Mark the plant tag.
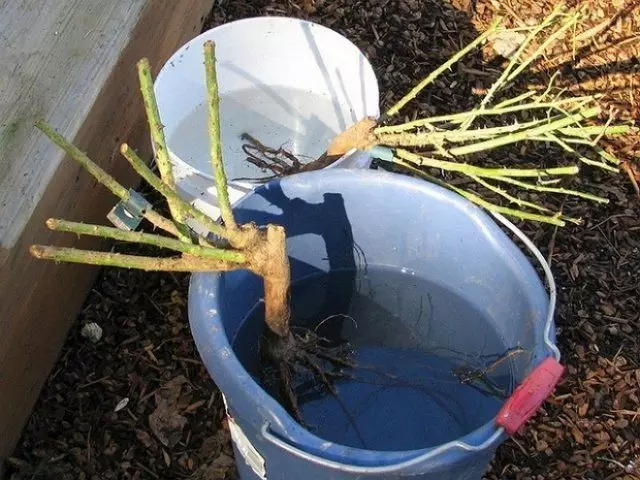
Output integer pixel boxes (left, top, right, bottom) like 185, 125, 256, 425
107, 201, 141, 231
222, 395, 267, 479
106, 189, 152, 231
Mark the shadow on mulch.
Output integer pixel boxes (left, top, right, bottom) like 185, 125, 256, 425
7, 1, 640, 479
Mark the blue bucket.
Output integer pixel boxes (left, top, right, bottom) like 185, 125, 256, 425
189, 168, 561, 479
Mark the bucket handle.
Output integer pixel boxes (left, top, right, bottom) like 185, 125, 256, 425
489, 212, 560, 362
260, 423, 504, 473
260, 212, 562, 471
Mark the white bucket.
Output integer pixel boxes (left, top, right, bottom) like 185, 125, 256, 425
154, 17, 380, 221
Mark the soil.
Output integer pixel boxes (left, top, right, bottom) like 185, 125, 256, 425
6, 1, 640, 479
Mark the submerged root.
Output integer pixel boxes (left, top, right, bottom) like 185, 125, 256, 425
260, 326, 526, 428
259, 328, 355, 424
239, 132, 348, 182
240, 133, 304, 181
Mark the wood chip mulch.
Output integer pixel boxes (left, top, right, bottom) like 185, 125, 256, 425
6, 1, 640, 479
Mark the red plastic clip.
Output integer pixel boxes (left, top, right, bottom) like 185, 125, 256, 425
496, 357, 565, 435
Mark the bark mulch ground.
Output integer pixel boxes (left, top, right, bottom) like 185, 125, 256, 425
6, 1, 640, 479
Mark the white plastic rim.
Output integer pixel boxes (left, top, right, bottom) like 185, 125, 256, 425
154, 17, 380, 221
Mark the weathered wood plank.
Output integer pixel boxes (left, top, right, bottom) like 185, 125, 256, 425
0, 0, 212, 468
1, 0, 145, 252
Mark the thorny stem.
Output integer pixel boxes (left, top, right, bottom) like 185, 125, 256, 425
377, 117, 556, 147
469, 96, 596, 123
491, 175, 609, 204
493, 90, 538, 109
592, 146, 623, 165
541, 133, 619, 172
395, 149, 579, 178
137, 58, 192, 243
505, 10, 581, 84
544, 136, 624, 165
375, 96, 595, 134
385, 17, 503, 117
459, 5, 567, 131
46, 219, 246, 263
204, 41, 238, 230
449, 106, 600, 156
120, 144, 253, 249
536, 70, 562, 102
590, 114, 614, 146
35, 121, 181, 238
560, 125, 631, 138
32, 45, 292, 348
469, 175, 555, 214
394, 159, 569, 226
29, 245, 246, 272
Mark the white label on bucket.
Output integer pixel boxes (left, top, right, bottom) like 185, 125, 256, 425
222, 394, 267, 479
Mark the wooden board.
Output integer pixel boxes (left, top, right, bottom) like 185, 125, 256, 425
0, 0, 212, 468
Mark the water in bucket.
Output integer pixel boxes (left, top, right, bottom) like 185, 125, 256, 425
232, 265, 525, 452
169, 86, 346, 184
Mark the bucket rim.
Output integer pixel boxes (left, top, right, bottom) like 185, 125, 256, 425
155, 14, 380, 92
188, 168, 560, 469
